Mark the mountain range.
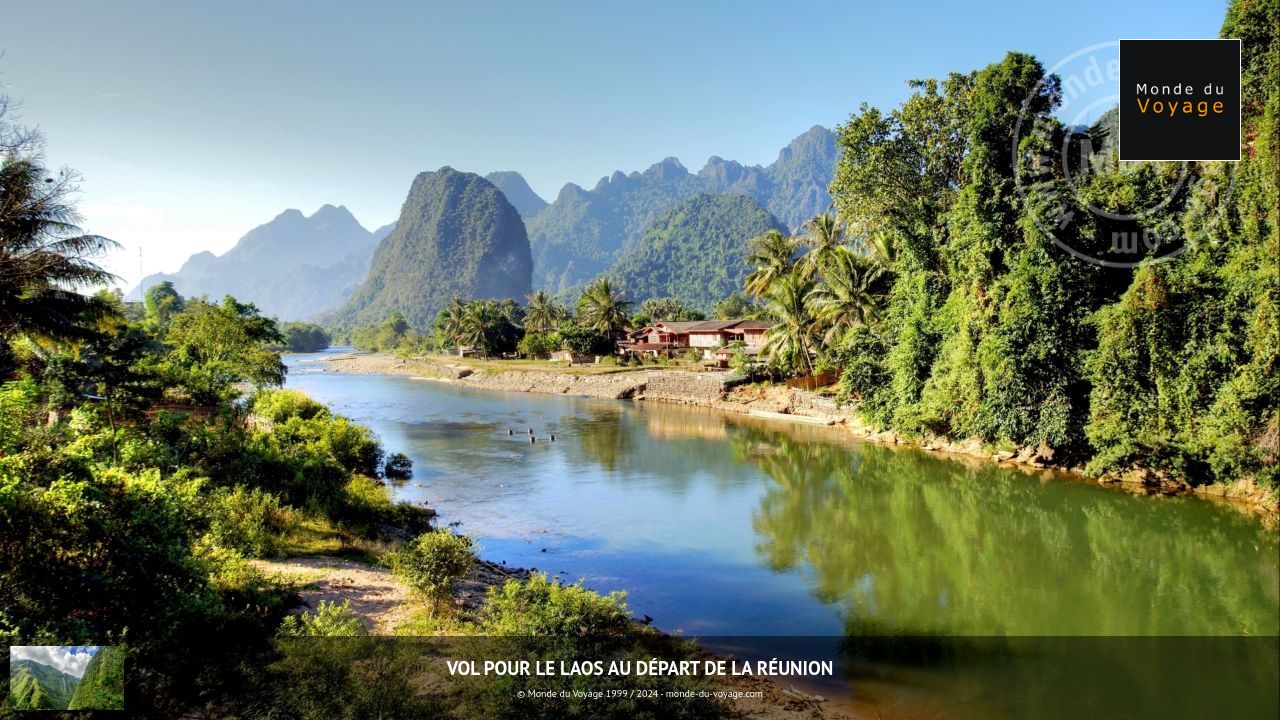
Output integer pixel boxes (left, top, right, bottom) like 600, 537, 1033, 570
128, 205, 392, 320
9, 648, 126, 711
330, 167, 532, 329
131, 125, 837, 322
9, 659, 80, 710
526, 125, 837, 295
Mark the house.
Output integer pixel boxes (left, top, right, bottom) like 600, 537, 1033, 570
621, 319, 772, 365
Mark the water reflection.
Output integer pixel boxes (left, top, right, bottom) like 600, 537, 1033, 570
741, 429, 1280, 637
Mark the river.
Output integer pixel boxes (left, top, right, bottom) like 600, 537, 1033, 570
285, 350, 1279, 719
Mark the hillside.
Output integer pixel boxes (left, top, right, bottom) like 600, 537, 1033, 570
67, 646, 125, 710
129, 206, 390, 320
526, 126, 836, 296
607, 194, 786, 310
485, 171, 549, 219
9, 659, 79, 710
332, 167, 532, 329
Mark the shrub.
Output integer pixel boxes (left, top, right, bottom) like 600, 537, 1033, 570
205, 486, 293, 557
251, 389, 330, 423
384, 452, 413, 479
480, 573, 631, 638
388, 530, 475, 613
278, 600, 368, 637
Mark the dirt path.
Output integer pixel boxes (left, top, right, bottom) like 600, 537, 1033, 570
251, 555, 416, 633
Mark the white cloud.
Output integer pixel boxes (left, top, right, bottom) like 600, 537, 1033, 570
10, 646, 99, 678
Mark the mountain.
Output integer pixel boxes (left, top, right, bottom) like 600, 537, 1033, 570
526, 126, 836, 296
332, 167, 532, 328
128, 205, 390, 320
9, 659, 79, 710
485, 171, 548, 219
67, 646, 125, 710
607, 194, 786, 310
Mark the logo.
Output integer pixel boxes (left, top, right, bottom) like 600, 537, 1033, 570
1013, 41, 1241, 268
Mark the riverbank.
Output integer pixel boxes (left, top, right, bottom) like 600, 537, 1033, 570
308, 350, 1278, 517
255, 551, 854, 719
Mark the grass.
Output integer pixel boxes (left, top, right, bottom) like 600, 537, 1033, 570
275, 515, 395, 565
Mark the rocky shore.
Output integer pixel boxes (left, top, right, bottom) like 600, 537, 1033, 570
311, 351, 1277, 515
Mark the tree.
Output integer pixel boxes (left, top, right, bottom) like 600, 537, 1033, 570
798, 213, 845, 279
143, 281, 185, 324
760, 274, 818, 376
631, 296, 705, 328
808, 246, 885, 346
524, 289, 565, 333
457, 300, 512, 358
434, 296, 469, 348
576, 277, 632, 334
163, 296, 286, 403
744, 229, 799, 299
0, 102, 118, 373
712, 292, 762, 320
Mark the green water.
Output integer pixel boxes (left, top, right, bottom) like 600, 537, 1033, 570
287, 353, 1279, 718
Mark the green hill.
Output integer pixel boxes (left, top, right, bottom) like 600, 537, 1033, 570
606, 193, 786, 310
67, 647, 125, 710
332, 167, 533, 329
9, 659, 79, 710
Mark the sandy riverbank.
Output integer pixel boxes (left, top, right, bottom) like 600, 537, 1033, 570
308, 351, 1277, 516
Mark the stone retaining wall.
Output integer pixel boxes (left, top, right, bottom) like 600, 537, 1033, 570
640, 371, 730, 406
454, 370, 646, 400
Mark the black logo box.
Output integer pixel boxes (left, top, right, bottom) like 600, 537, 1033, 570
1119, 39, 1241, 162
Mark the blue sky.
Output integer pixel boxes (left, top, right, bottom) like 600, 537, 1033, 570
0, 0, 1226, 289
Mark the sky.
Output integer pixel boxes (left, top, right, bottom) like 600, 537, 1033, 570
0, 0, 1227, 291
10, 646, 99, 678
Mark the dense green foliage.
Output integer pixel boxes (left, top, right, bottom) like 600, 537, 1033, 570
810, 3, 1278, 492
607, 194, 786, 310
334, 167, 533, 329
279, 321, 331, 353
527, 127, 836, 296
67, 645, 126, 710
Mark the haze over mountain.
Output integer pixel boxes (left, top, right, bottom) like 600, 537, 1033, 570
332, 167, 532, 329
608, 193, 786, 310
527, 125, 837, 295
484, 171, 549, 219
128, 205, 390, 320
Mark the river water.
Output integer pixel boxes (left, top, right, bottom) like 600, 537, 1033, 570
285, 351, 1278, 719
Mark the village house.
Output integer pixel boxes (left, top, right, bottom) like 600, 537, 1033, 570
621, 319, 772, 366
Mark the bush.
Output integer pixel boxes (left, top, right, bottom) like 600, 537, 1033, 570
480, 573, 631, 638
205, 486, 293, 557
517, 331, 555, 359
388, 530, 475, 613
278, 600, 368, 637
384, 452, 413, 479
251, 389, 330, 423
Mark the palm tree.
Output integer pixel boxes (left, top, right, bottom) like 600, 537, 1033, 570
458, 300, 505, 358
744, 229, 799, 299
434, 296, 468, 347
0, 156, 119, 349
760, 274, 818, 376
576, 278, 632, 334
808, 246, 884, 346
798, 213, 844, 280
524, 290, 565, 333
